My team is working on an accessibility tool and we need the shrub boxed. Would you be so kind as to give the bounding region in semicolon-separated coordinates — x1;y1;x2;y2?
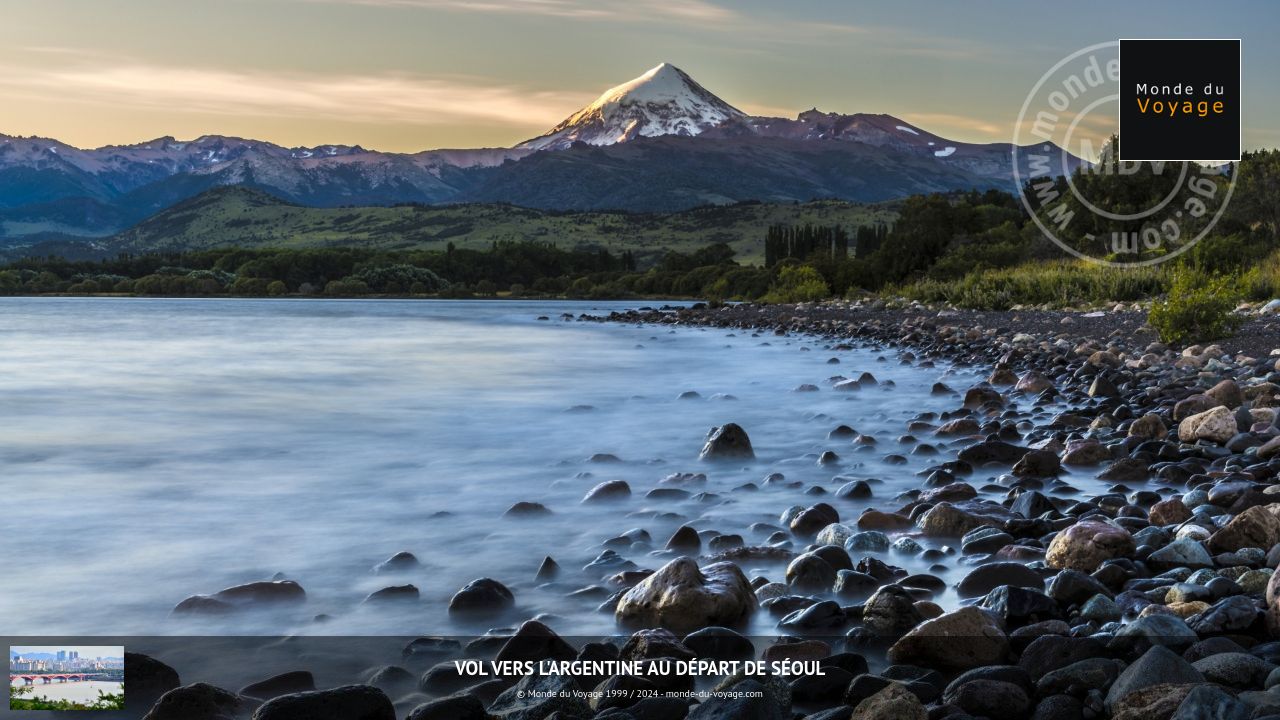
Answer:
352;264;447;293
323;278;370;296
1147;266;1243;345
267;280;288;296
763;265;831;304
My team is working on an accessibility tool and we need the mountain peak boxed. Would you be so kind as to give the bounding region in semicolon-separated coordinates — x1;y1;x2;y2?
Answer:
517;63;744;151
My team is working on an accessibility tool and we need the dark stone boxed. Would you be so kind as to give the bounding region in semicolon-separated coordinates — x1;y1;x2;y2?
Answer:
240;671;316;701
700;424;755;460
942;679;1030;720
1104;646;1204;711
406;695;487;720
957;562;1044;598
683;626;755;661
496;620;578;664
252;685;395;720
488;674;588;720
447;578;514;616
125;652;181;709
142;683;244;720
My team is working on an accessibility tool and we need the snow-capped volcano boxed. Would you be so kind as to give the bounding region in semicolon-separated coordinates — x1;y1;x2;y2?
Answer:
517;63;745;151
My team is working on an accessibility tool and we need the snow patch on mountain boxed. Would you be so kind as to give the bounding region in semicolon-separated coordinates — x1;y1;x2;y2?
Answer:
896;125;920;135
517;63;745;151
934;146;956;157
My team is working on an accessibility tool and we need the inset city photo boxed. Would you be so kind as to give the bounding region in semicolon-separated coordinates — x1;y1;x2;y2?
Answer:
9;647;125;711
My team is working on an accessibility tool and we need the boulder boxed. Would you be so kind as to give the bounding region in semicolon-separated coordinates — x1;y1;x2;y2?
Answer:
956;563;1044;598
447;578;514;616
850;682;926;720
125;652;181;709
1149;498;1192;526
862;585;926;637
1045;521;1135;572
886;606;1010;671
488;674;589;720
615;557;755;633
700;424;754;460
1207;505;1280;553
583;480;631;503
1104;646;1204;711
1177;406;1237;444
1128;413;1168;440
251;685;394;720
143;683;244;720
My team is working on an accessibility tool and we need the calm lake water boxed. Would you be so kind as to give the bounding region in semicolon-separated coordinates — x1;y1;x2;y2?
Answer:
0;297;1002;638
9;680;122;704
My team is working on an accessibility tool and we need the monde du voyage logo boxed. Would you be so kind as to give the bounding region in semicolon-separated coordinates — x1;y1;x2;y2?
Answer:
1013;39;1242;267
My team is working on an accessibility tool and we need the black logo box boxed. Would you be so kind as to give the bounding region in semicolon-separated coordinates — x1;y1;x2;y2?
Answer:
1119;39;1241;162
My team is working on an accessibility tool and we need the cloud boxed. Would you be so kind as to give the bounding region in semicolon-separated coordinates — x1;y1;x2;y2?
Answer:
900;112;1007;137
0;62;591;129
297;0;736;22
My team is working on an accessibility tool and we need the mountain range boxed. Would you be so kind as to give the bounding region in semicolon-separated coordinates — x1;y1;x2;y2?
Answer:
0;63;1079;251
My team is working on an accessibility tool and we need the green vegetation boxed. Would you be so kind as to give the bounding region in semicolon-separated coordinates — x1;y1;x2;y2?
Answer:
103;188;894;266
9;683;126;711
1147;266;1244;344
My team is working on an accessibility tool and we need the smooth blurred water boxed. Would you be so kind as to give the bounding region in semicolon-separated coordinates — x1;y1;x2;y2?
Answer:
0;298;987;638
9;680;122;704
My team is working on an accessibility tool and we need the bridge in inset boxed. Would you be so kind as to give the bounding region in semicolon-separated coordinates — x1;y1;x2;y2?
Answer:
9;674;93;685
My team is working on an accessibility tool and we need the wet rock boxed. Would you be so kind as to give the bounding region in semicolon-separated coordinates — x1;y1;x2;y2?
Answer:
615;557;755;633
862;585;926;637
1017;635;1106;678
489;674;588;720
1178;406;1237;444
1061;439;1111;465
143;683;244;720
683;626;754;661
1189;595;1262;634
779;600;847;631
937;418;981;435
1149;498;1192;525
849;682;926;720
125;652;181;709
786;553;838;592
406;695;487;720
583;480;631;503
1104;646;1204;711
505;501;552;517
1079;594;1122;623
791;503;840;536
447;578;514;616
1110;683;1196;720
1207;504;1280;553
887;606;1009;671
834;570;879;600
816;523;855;547
175;580;305;614
619;628;696;662
666;525;701;553
252;685;394;720
957;439;1026;465
496;620;578;664
240;671;316;701
856;509;913;531
373;551;419;573
944;679;1030;720
1206;379;1244;408
363;585;418;604
535;556;560;581
1148;538;1215;570
1016;372;1054;394
917;502;989;537
964;385;1005;409
1128;413;1168;440
1192;652;1273;688
1169;684;1250;720
979;585;1059;625
956;562;1043;598
1046;521;1135;572
700;424;754;460
1013;450;1062;477
1035;658;1122;697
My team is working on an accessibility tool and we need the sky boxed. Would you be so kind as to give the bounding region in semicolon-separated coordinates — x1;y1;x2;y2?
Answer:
1;0;1277;153
10;646;123;658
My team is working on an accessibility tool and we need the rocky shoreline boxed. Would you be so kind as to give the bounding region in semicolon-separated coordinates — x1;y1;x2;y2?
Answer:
116;299;1280;720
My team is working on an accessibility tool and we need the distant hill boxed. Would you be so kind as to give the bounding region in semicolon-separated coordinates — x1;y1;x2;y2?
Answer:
91;186;894;265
